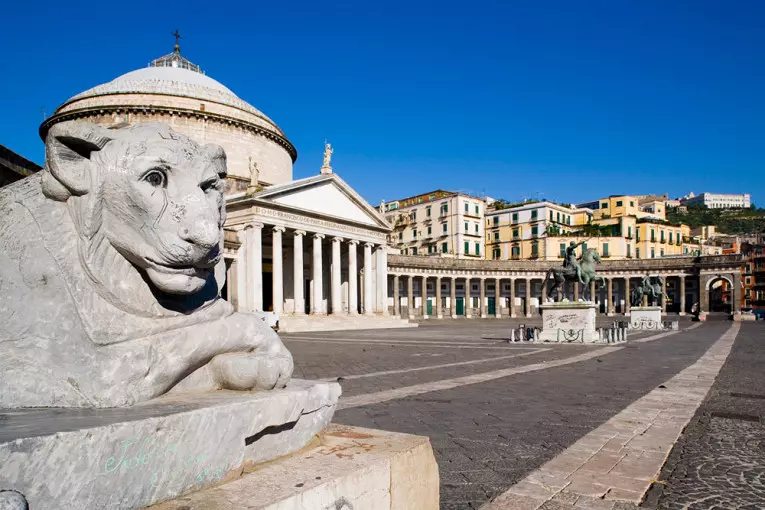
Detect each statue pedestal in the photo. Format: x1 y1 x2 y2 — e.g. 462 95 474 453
0 380 340 509
539 302 601 343
629 306 663 330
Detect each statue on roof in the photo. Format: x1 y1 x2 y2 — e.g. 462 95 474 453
247 156 260 193
322 141 333 169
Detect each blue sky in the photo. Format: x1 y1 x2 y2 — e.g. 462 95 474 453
1 0 762 205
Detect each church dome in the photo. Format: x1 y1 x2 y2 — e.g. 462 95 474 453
41 45 296 190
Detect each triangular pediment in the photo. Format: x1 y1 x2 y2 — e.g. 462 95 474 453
253 174 391 230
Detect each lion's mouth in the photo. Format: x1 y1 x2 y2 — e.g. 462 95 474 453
145 258 214 276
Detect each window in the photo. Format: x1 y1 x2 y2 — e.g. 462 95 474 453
427 226 432 235
627 244 632 257
512 212 518 223
412 230 417 240
403 248 408 255
409 211 416 221
442 242 448 253
636 230 641 241
493 216 499 225
603 243 609 257
669 232 673 244
531 242 539 257
493 248 501 259
513 228 519 239
475 205 479 215
440 203 448 215
494 232 499 241
684 247 688 254
464 222 468 232
616 200 623 207
475 242 480 256
465 203 469 213
442 223 447 233
651 248 655 258
511 245 521 258
746 277 751 284
630 201 635 207
412 247 418 255
531 209 538 219
660 249 664 257
398 232 403 241
556 212 561 223
567 215 571 225
428 244 433 254
651 230 656 242
428 193 436 200
531 225 538 236
426 207 431 217
601 202 608 209
637 247 641 258
660 230 665 243
560 243 566 257
464 241 469 254
550 211 554 221
627 226 632 238
475 223 479 233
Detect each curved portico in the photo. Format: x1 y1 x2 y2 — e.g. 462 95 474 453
387 254 743 319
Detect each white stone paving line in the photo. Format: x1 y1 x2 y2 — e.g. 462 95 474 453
337 329 683 411
482 322 740 510
284 339 520 350
321 348 549 382
284 335 509 346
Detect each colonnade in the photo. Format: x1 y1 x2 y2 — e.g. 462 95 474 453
234 222 388 315
388 273 699 318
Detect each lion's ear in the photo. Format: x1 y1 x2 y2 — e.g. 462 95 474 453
42 121 112 200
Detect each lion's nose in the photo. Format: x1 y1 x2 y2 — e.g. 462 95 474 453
179 222 219 249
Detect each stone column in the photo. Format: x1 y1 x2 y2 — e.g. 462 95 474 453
363 243 374 315
436 277 443 319
480 278 487 318
732 272 742 313
450 277 457 318
625 277 631 316
573 282 579 301
421 275 429 319
235 231 248 312
293 230 305 315
348 240 358 314
245 222 263 312
661 276 667 314
393 274 400 316
376 246 388 314
509 278 516 318
312 234 325 314
679 275 686 316
525 278 532 318
590 280 596 304
495 278 502 318
331 237 343 314
465 278 472 319
272 226 285 314
607 277 614 316
699 274 709 313
407 275 415 319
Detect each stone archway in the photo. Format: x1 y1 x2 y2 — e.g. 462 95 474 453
707 275 733 313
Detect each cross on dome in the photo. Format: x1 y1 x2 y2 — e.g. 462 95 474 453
149 30 203 74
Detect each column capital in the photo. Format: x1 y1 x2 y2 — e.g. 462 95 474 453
245 221 264 230
347 239 360 246
365 242 375 248
314 233 325 240
332 236 344 243
272 226 286 234
294 230 306 237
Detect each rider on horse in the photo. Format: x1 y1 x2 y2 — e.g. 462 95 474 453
563 241 586 284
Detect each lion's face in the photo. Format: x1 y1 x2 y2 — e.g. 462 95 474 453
42 122 227 296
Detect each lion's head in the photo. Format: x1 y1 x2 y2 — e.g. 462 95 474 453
41 121 227 298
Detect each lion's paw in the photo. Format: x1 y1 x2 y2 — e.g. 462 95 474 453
209 351 293 391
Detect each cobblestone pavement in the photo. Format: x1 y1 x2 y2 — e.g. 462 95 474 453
282 321 725 509
647 323 765 510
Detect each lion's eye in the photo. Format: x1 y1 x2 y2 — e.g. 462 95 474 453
200 177 220 194
144 171 166 187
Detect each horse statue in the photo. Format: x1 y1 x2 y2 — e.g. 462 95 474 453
631 275 664 307
544 247 606 302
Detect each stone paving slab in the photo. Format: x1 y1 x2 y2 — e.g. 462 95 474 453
645 323 765 510
330 322 727 508
483 323 739 510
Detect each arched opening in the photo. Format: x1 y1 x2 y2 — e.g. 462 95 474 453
708 277 732 313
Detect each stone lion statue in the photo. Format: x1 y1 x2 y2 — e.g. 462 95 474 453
0 121 293 408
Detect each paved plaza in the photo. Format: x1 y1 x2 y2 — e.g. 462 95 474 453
282 320 762 509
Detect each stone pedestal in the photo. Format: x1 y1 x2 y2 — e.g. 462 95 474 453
539 302 600 343
0 380 340 510
153 424 440 510
629 306 663 330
